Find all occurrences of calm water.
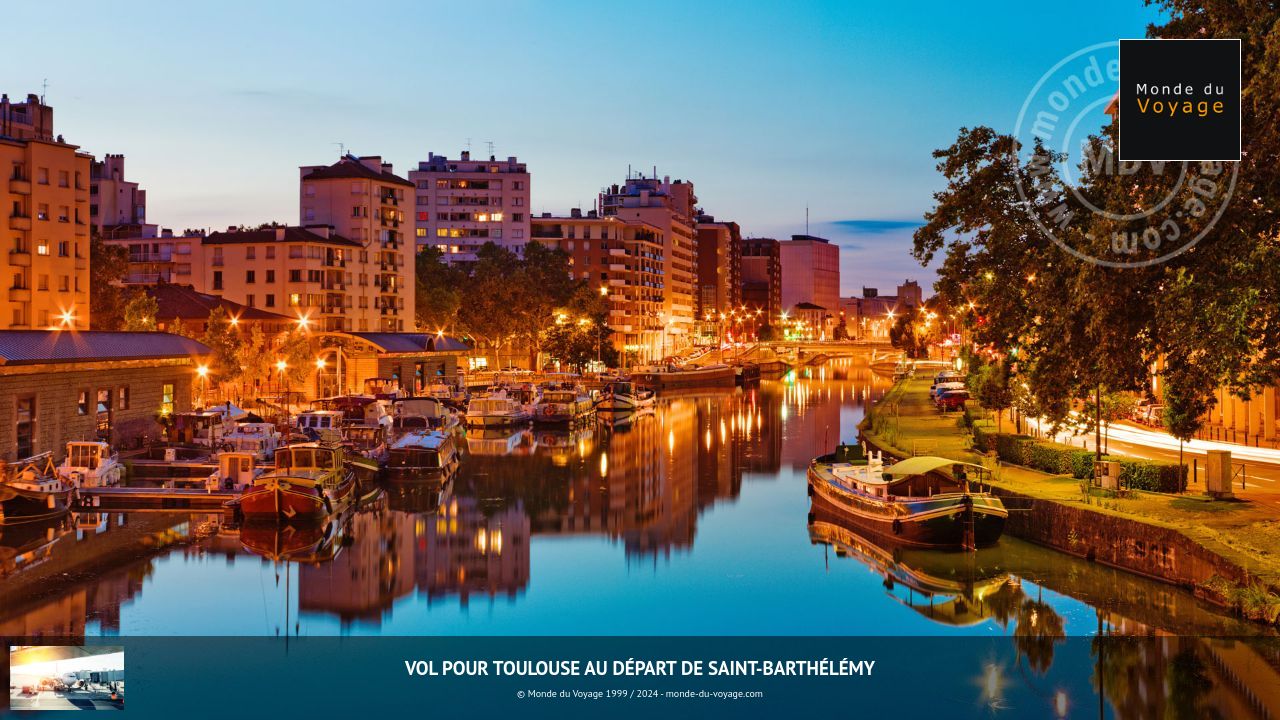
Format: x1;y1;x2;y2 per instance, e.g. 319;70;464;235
3;358;1279;714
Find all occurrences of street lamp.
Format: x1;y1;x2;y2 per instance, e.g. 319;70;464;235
196;364;209;408
276;359;287;402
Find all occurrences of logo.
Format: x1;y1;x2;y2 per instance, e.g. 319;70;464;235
1013;41;1238;268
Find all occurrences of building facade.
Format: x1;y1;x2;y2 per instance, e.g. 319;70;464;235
200;225;374;332
779;234;840;327
740;237;781;323
598;175;698;350
0;331;207;461
90;154;146;234
694;215;741;319
841;281;924;340
531;209;667;363
409;151;530;264
300;155;414;331
0;93;92;330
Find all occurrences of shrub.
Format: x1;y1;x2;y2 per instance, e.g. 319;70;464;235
1104;455;1187;493
977;431;1097;479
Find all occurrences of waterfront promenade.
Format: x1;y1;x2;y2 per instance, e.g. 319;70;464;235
862;375;1280;594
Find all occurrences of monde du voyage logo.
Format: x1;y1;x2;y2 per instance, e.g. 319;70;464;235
1119;38;1241;162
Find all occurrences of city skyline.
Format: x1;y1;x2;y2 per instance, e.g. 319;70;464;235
0;0;1161;295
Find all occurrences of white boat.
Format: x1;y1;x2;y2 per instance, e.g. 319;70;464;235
295;409;346;438
595;381;655;412
465;388;531;427
425;381;466;405
385;430;459;478
533;385;595;424
56;441;124;488
205;451;262;493
392;397;461;436
221;422;282;460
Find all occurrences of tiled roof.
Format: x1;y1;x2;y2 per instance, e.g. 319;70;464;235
346;333;471;353
301;156;413;187
0;331;210;366
203;226;362;247
146;284;290;323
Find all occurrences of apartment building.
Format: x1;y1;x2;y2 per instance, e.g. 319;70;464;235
409;150;530;264
0;93;92;330
779;234;840;320
740;237;781;322
90;154;146;235
531;209;666;364
300;155;414;331
598;175;698;349
200;225;371;332
106;227;205;285
694;215;741;318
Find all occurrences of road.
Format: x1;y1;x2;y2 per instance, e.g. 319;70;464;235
1026;417;1280;508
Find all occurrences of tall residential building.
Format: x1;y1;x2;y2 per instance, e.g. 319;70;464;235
694;215;741;319
779;234;840;317
90;154;146;236
300;154;414;331
531;209;666;363
409;151;530;263
740;237;781;322
599;175;698;349
0;93;92;330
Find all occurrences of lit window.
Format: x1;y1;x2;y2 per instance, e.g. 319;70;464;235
36;243;49;256
290;293;301;306
491;213;503;222
435;229;448;237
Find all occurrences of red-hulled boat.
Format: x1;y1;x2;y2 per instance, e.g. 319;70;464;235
239;442;356;521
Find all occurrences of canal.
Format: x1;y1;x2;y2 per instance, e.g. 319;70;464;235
2;356;1278;716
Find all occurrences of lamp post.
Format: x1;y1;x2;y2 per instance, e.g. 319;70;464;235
276;359;288;409
196;364;209;409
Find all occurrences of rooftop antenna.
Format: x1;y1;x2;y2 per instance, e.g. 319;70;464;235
40;78;48;103
806;206;810;235
485;140;495;158
332;142;345;156
465;138;472;153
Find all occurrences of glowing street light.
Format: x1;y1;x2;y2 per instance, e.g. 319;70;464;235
58;309;75;327
315;357;327;370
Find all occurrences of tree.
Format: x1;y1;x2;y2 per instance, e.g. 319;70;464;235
414;246;464;332
201;306;243;395
88;234;129;330
969;358;1014;432
1079;388;1139;454
121;290;158;332
911;3;1280;443
757;323;780;342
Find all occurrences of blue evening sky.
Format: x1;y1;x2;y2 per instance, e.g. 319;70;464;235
2;0;1161;295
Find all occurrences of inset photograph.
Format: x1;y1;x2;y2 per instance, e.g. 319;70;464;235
8;646;124;711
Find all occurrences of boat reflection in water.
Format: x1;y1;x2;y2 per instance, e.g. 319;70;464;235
808;506;1013;626
0;514;75;579
465;427;536;457
532;426;597;466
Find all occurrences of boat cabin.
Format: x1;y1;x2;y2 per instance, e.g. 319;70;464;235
222;422;281;459
168;410;230;447
213;451;258;491
57;441;121;488
274;443;342;473
345;425;386;454
387;431;454;470
296;410;345;435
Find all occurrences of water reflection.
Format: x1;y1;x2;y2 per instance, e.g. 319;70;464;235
2;357;1280;717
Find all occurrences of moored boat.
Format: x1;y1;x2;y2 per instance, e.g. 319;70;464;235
533;384;595;424
807;448;1006;550
56;441;124;488
631;363;736;389
238;441;357;521
385;430;459;480
595;381;654;412
0;453;74;525
465;387;531;427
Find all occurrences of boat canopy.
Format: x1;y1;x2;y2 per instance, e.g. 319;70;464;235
883;456;986;478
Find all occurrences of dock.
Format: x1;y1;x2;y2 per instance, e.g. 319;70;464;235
77;486;237;511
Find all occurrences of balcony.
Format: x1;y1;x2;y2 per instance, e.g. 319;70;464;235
9;214;31;231
124;272;172;284
129;252;173;263
9;286;30;302
8;178;30;195
8;250;30;267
